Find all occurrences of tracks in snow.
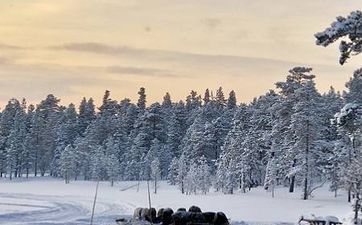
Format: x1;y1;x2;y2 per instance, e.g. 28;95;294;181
0;193;128;225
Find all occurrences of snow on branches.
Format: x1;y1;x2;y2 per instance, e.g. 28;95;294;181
315;10;362;65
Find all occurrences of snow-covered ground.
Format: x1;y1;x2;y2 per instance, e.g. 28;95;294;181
0;177;352;225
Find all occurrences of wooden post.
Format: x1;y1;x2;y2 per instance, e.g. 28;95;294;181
147;180;152;209
90;180;100;225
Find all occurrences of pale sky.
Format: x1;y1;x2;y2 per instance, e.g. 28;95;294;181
0;0;361;107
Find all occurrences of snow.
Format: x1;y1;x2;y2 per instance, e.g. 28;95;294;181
0;177;352;225
334;103;360;125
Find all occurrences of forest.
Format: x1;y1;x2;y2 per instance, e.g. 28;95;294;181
0;10;361;220
0;66;357;198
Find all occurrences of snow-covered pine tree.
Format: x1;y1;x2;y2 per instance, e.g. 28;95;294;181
106;153;119;186
215;87;227;110
345;68;362;105
176;154;188;194
162;92;172;108
227;90;237;109
78;97;96;134
216;106;250;194
124;131;149;180
333;101;362;202
203;89;211;105
289;71;325;200
186;90;202;112
264;152;277;198
73;137;93;180
167;101;187;158
342;152;362;224
104;136;120;186
151;158;161;193
22;104;35;178
315;10;362;65
6;105;27;179
0;135;6;177
274;67;317;193
185;161;198;195
53;104;79;177
168;157;179;185
320;87;344;197
90;145;108;180
196;156;212;194
0;99;21;178
37;94;62;176
137;87;147;111
60;145;76;183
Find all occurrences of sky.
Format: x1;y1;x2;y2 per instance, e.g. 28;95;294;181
0;0;361;108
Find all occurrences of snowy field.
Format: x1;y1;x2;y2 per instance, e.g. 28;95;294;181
0;177;352;225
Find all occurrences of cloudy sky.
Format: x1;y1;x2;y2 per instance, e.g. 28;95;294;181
0;0;361;107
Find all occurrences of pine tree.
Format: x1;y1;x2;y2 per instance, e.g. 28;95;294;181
37;94;62;176
137;87;147;110
333;102;362;202
264;152;277;197
342;152;362;224
186;90;202;111
185;161;198;195
273;67;316;193
216;106;251;194
125;131;150;180
227;90;237;109
22;104;35;178
215;87;227;110
91;145;108;180
344;69;362;104
176;154;188;194
315;10;362;65
289;75;324;200
106;153;120;186
167;101;187;157
78;97;96;134
196;156;212;194
204;89;211;105
6;106;27;179
60;145;76;183
53;104;79;177
162;92;172;108
168;157;179;185
151;158;161;193
0;99;21;178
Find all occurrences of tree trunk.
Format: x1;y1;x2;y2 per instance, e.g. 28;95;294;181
289;176;295;193
242;174;246;193
181;181;184;194
34;135;39;177
303;123;310;200
154;177;157;194
348;137;356;203
354;195;360;225
289;159;296;193
303;176;308;200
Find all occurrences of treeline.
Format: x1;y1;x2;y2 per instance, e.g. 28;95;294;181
0;66;361;202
